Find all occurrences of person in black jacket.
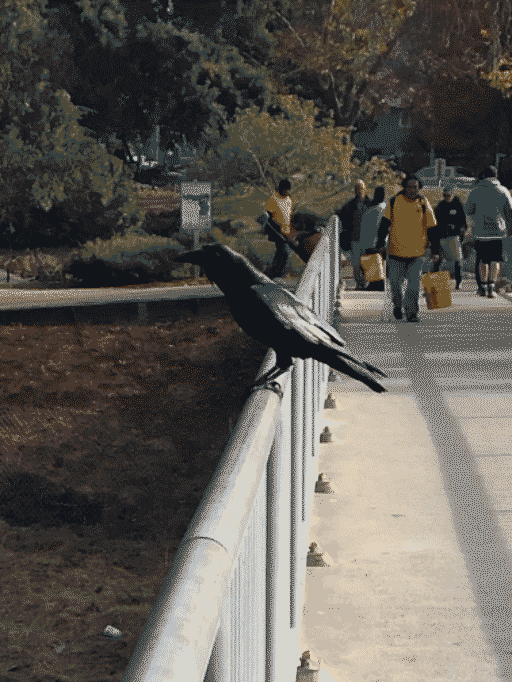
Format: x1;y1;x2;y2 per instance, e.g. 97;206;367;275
432;186;467;290
336;180;371;289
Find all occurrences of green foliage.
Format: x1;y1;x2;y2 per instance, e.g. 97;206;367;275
0;0;145;249
45;4;275;158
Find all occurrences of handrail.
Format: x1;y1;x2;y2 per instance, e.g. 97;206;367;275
122;215;340;682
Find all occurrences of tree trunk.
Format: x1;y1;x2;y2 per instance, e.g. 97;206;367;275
121;135;135;164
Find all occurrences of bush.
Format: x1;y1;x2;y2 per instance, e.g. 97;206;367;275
63;228;186;287
143;209;181;237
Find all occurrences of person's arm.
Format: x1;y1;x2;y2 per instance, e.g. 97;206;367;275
503;191;512;237
428;228;441;256
425;200;439;257
265;196;277;222
375;217;390;250
375;200;392;250
428;207;440;255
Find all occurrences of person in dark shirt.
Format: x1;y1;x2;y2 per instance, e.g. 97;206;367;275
336;180;371;289
432;187;467;290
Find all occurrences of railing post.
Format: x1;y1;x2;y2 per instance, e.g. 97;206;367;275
267;379;297;682
203;618;229;682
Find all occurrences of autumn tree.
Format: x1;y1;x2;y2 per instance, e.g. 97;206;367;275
171;0;416;127
365;0;512;150
195;94;366;193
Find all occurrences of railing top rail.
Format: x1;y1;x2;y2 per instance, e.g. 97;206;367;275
294;226;330;303
122;214;339;682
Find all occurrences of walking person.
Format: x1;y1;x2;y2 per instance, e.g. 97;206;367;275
375;175;437;322
264;179;295;279
336;179;371;289
432;186;467;290
358;186;387;291
464;165;512;298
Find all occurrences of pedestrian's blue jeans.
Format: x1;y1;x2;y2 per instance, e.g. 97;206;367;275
387;254;426;318
349;243;367;289
267;241;292;279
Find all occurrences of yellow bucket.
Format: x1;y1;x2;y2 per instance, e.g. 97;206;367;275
422;270;451;292
425;287;452;309
360;253;385;282
422;271;452;309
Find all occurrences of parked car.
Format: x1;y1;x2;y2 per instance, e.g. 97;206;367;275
416;161;475;188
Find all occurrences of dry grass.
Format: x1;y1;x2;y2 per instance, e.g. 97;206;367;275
0;310;268;681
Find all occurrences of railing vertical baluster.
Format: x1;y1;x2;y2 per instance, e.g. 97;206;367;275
266;385;296;682
244;517;249;682
256;478;266;682
233;565;238;680
290;359;304;629
313;284;320;414
303;354;313;527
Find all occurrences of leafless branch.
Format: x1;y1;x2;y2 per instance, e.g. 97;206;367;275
250;151;273;192
241;177;270;196
324;0;336;44
267;4;306;48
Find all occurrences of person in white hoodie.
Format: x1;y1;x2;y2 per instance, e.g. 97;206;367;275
357;186;387;290
464;165;512;298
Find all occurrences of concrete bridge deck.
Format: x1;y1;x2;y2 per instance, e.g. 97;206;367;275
300;285;512;682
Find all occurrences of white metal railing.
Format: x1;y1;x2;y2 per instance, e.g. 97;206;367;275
122;215;340;682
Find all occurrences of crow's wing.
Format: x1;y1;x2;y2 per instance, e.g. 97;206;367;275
250;283;347;350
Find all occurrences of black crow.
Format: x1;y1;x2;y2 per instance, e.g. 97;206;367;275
174;245;388;394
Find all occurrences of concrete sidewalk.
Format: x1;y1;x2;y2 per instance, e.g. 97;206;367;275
0;277;299;311
299;288;512;682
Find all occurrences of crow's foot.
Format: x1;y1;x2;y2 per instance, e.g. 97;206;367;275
242;379;284;403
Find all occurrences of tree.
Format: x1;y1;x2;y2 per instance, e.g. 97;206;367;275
43;2;277;164
170;0;416;127
0;0;144;249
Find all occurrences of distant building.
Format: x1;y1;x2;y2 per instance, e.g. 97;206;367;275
353;108;418;169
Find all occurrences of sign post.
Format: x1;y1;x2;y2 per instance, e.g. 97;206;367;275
180;180;212;280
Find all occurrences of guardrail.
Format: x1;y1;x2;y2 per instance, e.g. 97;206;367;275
122;215;340;682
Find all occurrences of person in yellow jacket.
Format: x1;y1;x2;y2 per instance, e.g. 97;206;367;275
375;175;437;322
264;179;295;279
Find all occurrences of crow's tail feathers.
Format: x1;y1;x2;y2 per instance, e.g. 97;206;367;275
328;352;388;393
362;361;388;378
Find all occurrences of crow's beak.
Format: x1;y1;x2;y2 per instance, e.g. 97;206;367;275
173;249;205;265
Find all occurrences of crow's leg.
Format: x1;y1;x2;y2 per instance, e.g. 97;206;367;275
242;354;294;402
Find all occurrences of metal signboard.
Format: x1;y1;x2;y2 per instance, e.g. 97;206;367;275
180;181;212;234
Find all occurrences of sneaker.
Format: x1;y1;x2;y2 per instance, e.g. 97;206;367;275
393;307;403;320
407;315;420;323
477;286;487;297
487;284;497;299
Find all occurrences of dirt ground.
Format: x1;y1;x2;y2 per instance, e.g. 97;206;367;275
0;302;268;682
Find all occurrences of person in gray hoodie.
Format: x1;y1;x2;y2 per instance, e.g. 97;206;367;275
464;165;512;298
